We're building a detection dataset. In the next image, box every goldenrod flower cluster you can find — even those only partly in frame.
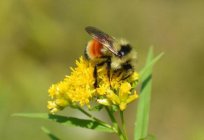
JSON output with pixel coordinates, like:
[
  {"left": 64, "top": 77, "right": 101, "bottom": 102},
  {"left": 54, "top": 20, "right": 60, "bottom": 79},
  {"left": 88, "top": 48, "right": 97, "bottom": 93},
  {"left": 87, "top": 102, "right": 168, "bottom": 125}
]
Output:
[{"left": 48, "top": 57, "right": 139, "bottom": 114}]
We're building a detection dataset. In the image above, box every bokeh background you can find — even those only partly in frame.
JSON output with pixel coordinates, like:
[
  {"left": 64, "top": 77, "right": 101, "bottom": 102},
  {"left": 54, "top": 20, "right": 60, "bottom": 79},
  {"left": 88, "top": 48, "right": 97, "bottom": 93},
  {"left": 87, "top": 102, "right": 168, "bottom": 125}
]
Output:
[{"left": 0, "top": 0, "right": 204, "bottom": 140}]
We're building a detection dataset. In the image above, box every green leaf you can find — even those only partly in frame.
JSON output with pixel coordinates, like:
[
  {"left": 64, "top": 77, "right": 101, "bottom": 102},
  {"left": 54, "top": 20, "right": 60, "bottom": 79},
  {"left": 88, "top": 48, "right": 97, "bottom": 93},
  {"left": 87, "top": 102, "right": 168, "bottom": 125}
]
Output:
[
  {"left": 134, "top": 47, "right": 163, "bottom": 140},
  {"left": 13, "top": 113, "right": 114, "bottom": 133},
  {"left": 139, "top": 52, "right": 164, "bottom": 78},
  {"left": 41, "top": 126, "right": 60, "bottom": 140}
]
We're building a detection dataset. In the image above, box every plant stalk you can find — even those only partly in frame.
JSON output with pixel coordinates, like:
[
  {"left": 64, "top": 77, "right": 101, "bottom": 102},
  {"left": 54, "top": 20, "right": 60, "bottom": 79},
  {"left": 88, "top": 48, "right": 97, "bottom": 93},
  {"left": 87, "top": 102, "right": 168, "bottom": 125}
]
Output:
[
  {"left": 105, "top": 107, "right": 127, "bottom": 140},
  {"left": 77, "top": 107, "right": 113, "bottom": 130},
  {"left": 120, "top": 111, "right": 128, "bottom": 140}
]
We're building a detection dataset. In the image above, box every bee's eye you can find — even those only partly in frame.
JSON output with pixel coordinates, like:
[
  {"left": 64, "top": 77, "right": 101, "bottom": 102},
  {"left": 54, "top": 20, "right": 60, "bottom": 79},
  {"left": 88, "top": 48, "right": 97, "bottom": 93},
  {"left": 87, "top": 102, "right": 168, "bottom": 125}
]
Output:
[
  {"left": 118, "top": 44, "right": 132, "bottom": 57},
  {"left": 118, "top": 51, "right": 124, "bottom": 57}
]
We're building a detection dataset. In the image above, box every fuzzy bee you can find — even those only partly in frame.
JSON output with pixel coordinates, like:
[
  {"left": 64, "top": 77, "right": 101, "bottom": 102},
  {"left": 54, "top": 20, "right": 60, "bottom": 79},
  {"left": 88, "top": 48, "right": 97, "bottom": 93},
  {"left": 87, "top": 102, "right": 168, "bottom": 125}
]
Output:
[{"left": 84, "top": 26, "right": 137, "bottom": 88}]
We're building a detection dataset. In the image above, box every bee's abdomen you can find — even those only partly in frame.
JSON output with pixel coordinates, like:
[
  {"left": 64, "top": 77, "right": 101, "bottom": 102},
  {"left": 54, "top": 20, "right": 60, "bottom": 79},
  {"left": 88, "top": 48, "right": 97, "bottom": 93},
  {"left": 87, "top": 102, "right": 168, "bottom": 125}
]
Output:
[{"left": 85, "top": 39, "right": 103, "bottom": 60}]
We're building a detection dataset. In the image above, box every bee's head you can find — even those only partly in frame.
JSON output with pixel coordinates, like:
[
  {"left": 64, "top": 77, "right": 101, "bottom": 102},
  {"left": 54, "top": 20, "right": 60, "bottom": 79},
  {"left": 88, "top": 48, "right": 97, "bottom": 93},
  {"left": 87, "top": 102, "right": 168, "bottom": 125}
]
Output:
[{"left": 117, "top": 44, "right": 132, "bottom": 58}]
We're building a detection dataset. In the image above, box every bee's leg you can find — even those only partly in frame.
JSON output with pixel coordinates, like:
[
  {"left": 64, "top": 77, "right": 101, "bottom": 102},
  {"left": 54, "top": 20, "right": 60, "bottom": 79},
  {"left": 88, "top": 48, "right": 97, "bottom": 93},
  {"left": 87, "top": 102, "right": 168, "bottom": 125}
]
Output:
[
  {"left": 94, "top": 65, "right": 98, "bottom": 88},
  {"left": 122, "top": 73, "right": 132, "bottom": 80},
  {"left": 113, "top": 69, "right": 122, "bottom": 77},
  {"left": 107, "top": 57, "right": 111, "bottom": 84},
  {"left": 121, "top": 69, "right": 134, "bottom": 80},
  {"left": 121, "top": 63, "right": 134, "bottom": 80},
  {"left": 94, "top": 61, "right": 107, "bottom": 88}
]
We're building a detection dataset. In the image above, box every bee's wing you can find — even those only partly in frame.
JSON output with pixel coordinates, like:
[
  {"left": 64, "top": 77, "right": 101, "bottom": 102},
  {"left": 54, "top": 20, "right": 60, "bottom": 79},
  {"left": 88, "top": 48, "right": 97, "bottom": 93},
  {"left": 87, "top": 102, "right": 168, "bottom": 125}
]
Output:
[{"left": 85, "top": 26, "right": 119, "bottom": 56}]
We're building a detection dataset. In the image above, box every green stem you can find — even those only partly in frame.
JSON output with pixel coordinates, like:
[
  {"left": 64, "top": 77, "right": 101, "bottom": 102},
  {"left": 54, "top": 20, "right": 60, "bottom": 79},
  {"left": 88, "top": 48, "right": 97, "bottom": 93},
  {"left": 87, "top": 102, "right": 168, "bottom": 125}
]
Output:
[
  {"left": 77, "top": 107, "right": 113, "bottom": 130},
  {"left": 105, "top": 107, "right": 126, "bottom": 140},
  {"left": 120, "top": 111, "right": 128, "bottom": 140}
]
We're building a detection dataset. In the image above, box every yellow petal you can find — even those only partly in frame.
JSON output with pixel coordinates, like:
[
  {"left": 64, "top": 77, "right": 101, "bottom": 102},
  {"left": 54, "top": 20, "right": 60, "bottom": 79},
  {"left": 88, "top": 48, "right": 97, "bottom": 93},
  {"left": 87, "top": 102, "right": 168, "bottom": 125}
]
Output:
[{"left": 119, "top": 102, "right": 127, "bottom": 111}]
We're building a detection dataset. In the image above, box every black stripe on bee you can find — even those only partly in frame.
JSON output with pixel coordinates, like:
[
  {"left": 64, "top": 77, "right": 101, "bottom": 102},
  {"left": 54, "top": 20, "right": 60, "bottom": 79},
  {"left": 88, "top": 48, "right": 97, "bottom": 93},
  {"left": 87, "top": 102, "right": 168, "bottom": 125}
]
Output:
[{"left": 122, "top": 62, "right": 133, "bottom": 70}]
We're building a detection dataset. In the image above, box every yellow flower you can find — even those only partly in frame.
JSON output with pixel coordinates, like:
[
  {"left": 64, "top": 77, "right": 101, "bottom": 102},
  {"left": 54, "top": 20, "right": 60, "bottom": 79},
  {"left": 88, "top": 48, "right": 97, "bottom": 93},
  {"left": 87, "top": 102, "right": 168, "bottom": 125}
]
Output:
[
  {"left": 119, "top": 82, "right": 131, "bottom": 97},
  {"left": 48, "top": 57, "right": 95, "bottom": 113},
  {"left": 128, "top": 72, "right": 139, "bottom": 82},
  {"left": 97, "top": 84, "right": 110, "bottom": 95},
  {"left": 48, "top": 56, "right": 139, "bottom": 113},
  {"left": 103, "top": 81, "right": 139, "bottom": 111}
]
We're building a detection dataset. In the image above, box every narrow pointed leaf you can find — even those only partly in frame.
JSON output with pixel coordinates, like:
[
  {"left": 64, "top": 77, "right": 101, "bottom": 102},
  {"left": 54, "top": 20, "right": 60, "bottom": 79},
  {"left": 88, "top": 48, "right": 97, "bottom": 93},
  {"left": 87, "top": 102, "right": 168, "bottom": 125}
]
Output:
[
  {"left": 134, "top": 47, "right": 163, "bottom": 140},
  {"left": 13, "top": 113, "right": 114, "bottom": 133},
  {"left": 134, "top": 47, "right": 153, "bottom": 140},
  {"left": 41, "top": 126, "right": 60, "bottom": 140},
  {"left": 139, "top": 52, "right": 164, "bottom": 77}
]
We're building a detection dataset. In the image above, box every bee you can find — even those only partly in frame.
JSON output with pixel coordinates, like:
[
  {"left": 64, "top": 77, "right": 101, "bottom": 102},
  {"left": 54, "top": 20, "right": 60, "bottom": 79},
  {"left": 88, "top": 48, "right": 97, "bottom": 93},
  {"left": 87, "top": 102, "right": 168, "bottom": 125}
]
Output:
[{"left": 84, "top": 26, "right": 137, "bottom": 88}]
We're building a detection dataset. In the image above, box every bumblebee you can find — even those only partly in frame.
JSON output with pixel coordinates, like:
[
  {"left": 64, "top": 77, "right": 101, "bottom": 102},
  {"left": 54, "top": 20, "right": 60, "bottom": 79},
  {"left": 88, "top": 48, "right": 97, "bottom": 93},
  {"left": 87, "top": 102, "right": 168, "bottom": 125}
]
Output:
[{"left": 84, "top": 26, "right": 137, "bottom": 87}]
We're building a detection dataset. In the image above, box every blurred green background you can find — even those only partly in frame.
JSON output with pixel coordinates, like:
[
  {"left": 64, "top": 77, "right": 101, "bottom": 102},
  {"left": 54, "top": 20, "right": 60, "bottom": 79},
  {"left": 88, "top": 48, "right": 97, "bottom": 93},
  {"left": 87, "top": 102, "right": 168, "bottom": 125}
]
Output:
[{"left": 0, "top": 0, "right": 204, "bottom": 140}]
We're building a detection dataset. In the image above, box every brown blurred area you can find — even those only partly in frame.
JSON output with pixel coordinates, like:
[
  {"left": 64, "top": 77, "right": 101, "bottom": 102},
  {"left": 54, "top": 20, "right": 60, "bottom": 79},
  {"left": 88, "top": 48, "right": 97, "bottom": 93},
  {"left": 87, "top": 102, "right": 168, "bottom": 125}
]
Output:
[{"left": 0, "top": 0, "right": 204, "bottom": 140}]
